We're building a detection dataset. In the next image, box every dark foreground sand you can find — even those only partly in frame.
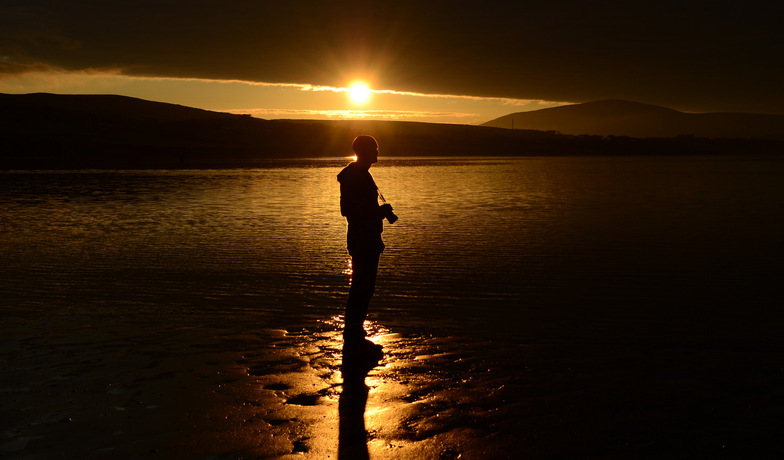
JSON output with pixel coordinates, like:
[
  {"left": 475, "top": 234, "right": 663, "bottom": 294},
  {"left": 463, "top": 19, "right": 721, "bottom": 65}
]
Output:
[
  {"left": 2, "top": 312, "right": 513, "bottom": 459},
  {"left": 2, "top": 307, "right": 782, "bottom": 459}
]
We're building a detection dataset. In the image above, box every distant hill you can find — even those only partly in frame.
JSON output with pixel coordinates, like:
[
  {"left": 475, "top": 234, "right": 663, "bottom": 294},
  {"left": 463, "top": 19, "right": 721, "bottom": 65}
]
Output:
[
  {"left": 2, "top": 93, "right": 781, "bottom": 168},
  {"left": 1, "top": 92, "right": 235, "bottom": 123},
  {"left": 482, "top": 100, "right": 784, "bottom": 140}
]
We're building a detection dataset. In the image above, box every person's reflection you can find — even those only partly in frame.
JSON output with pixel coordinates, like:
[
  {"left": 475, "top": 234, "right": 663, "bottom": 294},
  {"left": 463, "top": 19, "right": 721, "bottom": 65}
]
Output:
[{"left": 338, "top": 353, "right": 379, "bottom": 460}]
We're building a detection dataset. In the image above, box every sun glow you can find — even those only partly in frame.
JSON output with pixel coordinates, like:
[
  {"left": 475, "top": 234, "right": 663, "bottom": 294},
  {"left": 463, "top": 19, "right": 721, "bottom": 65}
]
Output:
[
  {"left": 0, "top": 70, "right": 571, "bottom": 124},
  {"left": 348, "top": 82, "right": 371, "bottom": 103}
]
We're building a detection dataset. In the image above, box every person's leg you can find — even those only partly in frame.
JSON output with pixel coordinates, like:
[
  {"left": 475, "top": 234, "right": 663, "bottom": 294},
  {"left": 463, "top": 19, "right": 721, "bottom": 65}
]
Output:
[{"left": 344, "top": 252, "right": 379, "bottom": 343}]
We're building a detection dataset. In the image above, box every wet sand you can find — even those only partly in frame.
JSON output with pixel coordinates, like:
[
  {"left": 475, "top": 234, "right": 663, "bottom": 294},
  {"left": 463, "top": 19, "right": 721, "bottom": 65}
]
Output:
[
  {"left": 1, "top": 312, "right": 511, "bottom": 459},
  {"left": 2, "top": 306, "right": 782, "bottom": 459}
]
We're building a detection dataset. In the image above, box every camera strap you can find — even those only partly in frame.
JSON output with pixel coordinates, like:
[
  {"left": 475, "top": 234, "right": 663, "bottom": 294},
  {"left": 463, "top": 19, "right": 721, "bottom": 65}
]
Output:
[{"left": 367, "top": 171, "right": 388, "bottom": 204}]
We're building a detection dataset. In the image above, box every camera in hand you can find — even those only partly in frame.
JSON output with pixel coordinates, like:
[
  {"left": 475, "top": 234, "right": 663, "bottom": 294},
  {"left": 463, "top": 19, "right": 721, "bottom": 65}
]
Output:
[{"left": 381, "top": 204, "right": 398, "bottom": 224}]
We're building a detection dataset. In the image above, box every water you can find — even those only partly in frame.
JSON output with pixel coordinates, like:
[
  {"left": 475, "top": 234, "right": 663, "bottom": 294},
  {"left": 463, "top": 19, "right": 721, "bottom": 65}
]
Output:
[
  {"left": 2, "top": 156, "right": 784, "bottom": 457},
  {"left": 2, "top": 156, "right": 782, "bottom": 340}
]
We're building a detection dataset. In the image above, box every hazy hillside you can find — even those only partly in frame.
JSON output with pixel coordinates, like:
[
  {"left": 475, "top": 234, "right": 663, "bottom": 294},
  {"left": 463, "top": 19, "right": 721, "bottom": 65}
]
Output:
[
  {"left": 483, "top": 100, "right": 784, "bottom": 140},
  {"left": 2, "top": 93, "right": 781, "bottom": 168},
  {"left": 1, "top": 92, "right": 235, "bottom": 122}
]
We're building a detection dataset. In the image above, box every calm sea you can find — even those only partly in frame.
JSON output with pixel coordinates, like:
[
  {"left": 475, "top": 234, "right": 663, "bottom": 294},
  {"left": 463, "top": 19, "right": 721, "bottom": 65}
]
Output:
[{"left": 2, "top": 156, "right": 783, "bottom": 343}]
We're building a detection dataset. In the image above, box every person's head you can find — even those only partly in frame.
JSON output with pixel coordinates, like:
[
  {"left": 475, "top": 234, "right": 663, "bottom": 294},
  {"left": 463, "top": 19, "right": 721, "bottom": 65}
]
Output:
[{"left": 352, "top": 135, "right": 379, "bottom": 166}]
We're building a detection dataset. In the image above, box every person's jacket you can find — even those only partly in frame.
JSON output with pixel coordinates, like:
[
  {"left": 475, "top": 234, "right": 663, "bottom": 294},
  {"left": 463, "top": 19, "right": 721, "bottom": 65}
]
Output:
[{"left": 337, "top": 162, "right": 385, "bottom": 255}]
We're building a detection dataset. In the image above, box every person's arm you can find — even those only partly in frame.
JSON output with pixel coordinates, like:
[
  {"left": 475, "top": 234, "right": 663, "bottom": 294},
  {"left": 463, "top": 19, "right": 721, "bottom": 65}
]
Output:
[{"left": 341, "top": 181, "right": 381, "bottom": 220}]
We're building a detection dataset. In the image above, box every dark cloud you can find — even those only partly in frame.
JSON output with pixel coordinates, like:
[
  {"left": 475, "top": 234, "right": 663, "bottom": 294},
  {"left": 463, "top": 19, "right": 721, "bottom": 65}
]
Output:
[{"left": 2, "top": 0, "right": 783, "bottom": 113}]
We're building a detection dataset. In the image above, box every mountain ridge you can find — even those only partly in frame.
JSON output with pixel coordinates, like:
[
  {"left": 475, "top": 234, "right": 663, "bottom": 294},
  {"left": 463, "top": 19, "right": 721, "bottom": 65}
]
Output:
[{"left": 483, "top": 100, "right": 784, "bottom": 140}]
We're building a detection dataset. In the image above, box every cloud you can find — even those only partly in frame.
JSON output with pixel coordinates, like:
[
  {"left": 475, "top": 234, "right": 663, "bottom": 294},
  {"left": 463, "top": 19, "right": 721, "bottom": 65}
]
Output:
[
  {"left": 225, "top": 108, "right": 481, "bottom": 123},
  {"left": 0, "top": 59, "right": 54, "bottom": 76},
  {"left": 372, "top": 88, "right": 571, "bottom": 107},
  {"left": 0, "top": 66, "right": 125, "bottom": 91},
  {"left": 2, "top": 1, "right": 782, "bottom": 113}
]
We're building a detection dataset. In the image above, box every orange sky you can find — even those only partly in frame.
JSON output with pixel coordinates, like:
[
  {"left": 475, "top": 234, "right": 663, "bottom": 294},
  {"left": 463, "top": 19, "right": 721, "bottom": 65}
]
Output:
[{"left": 0, "top": 71, "right": 569, "bottom": 124}]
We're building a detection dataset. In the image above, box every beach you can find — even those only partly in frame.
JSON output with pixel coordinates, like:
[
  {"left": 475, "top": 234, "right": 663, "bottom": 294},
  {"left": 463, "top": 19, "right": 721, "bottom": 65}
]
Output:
[{"left": 4, "top": 307, "right": 782, "bottom": 459}]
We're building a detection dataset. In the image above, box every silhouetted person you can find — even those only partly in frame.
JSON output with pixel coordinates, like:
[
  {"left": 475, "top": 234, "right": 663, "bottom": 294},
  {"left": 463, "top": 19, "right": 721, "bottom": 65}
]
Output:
[{"left": 337, "top": 135, "right": 396, "bottom": 358}]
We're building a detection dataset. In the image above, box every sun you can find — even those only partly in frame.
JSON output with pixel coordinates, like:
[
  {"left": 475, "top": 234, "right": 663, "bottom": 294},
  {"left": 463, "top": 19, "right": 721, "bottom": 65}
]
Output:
[{"left": 348, "top": 82, "right": 371, "bottom": 103}]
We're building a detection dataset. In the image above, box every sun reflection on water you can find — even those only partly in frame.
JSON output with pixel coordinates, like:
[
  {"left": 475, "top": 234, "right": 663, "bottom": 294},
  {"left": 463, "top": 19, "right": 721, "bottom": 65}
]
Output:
[{"left": 342, "top": 258, "right": 353, "bottom": 276}]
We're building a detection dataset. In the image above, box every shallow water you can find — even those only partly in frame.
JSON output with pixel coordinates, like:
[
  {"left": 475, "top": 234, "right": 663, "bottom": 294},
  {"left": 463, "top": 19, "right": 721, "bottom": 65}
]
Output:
[
  {"left": 2, "top": 156, "right": 782, "bottom": 338},
  {"left": 2, "top": 156, "right": 784, "bottom": 458}
]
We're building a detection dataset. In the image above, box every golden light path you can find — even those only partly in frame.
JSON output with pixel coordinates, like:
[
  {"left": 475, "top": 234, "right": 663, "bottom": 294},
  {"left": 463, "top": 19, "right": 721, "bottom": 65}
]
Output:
[{"left": 169, "top": 317, "right": 509, "bottom": 458}]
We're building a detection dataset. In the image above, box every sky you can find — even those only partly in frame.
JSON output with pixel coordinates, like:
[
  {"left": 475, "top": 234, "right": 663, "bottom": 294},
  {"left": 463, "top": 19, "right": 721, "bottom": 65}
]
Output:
[{"left": 2, "top": 0, "right": 782, "bottom": 124}]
